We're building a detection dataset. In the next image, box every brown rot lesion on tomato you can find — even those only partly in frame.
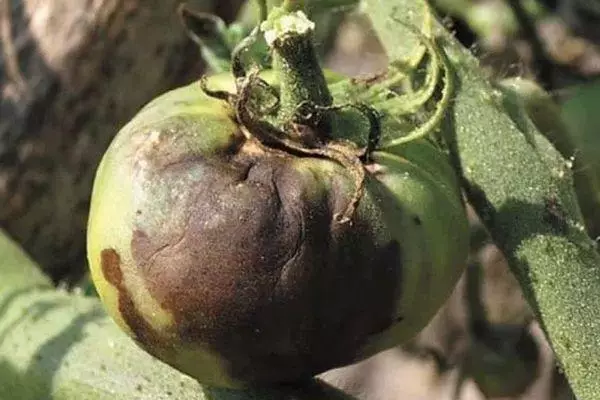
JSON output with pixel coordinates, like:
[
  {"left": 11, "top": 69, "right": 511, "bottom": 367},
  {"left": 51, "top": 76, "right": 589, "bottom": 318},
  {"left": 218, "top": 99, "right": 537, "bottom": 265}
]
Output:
[
  {"left": 100, "top": 249, "right": 123, "bottom": 289},
  {"left": 124, "top": 170, "right": 405, "bottom": 384},
  {"left": 100, "top": 248, "right": 163, "bottom": 350}
]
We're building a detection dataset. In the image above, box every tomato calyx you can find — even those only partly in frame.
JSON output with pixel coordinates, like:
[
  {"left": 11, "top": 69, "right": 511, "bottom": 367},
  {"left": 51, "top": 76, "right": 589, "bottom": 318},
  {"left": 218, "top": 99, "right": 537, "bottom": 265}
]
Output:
[{"left": 199, "top": 8, "right": 383, "bottom": 223}]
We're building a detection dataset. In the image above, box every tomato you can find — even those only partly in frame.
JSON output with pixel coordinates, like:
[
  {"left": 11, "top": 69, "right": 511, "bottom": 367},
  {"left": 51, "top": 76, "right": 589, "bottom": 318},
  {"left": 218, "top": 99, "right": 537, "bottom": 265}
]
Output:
[{"left": 87, "top": 67, "right": 468, "bottom": 388}]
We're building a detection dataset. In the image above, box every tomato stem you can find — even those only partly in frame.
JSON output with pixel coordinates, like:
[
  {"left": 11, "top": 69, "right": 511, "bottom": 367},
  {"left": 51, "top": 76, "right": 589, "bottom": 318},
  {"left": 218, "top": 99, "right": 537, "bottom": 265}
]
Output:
[{"left": 261, "top": 7, "right": 332, "bottom": 133}]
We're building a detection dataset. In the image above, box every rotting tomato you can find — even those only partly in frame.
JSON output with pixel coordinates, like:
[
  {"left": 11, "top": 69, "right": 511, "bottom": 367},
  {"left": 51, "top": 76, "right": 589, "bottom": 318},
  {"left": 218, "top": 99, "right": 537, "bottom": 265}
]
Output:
[{"left": 87, "top": 5, "right": 468, "bottom": 389}]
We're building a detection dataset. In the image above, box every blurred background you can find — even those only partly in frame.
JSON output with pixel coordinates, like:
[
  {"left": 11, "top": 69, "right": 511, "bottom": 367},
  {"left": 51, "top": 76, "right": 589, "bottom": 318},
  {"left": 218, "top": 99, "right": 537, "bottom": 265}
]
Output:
[{"left": 2, "top": 0, "right": 599, "bottom": 398}]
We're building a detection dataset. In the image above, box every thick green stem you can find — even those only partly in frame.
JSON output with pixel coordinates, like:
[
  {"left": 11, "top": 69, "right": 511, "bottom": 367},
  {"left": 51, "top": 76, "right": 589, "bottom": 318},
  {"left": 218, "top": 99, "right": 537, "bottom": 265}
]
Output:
[
  {"left": 261, "top": 8, "right": 333, "bottom": 131},
  {"left": 366, "top": 1, "right": 600, "bottom": 398}
]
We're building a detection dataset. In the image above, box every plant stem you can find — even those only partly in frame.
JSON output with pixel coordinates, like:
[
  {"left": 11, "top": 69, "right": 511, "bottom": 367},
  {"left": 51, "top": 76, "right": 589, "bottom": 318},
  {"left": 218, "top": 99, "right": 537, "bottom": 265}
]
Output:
[{"left": 262, "top": 6, "right": 333, "bottom": 132}]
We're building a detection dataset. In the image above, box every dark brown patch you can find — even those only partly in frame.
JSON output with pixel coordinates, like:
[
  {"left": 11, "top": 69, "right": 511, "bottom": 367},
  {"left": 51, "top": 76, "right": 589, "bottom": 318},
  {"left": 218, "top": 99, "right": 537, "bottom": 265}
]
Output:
[
  {"left": 127, "top": 145, "right": 404, "bottom": 384},
  {"left": 100, "top": 248, "right": 162, "bottom": 348},
  {"left": 101, "top": 249, "right": 123, "bottom": 286}
]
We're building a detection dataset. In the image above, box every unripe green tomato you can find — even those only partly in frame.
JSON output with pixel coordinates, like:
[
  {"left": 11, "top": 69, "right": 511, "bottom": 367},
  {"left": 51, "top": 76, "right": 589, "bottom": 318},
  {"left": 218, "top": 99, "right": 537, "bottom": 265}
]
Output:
[{"left": 87, "top": 71, "right": 468, "bottom": 388}]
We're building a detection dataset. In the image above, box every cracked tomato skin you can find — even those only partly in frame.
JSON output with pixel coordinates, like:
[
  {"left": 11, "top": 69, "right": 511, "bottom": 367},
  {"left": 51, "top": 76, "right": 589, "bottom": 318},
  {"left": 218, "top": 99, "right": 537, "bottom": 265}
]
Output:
[{"left": 87, "top": 72, "right": 468, "bottom": 388}]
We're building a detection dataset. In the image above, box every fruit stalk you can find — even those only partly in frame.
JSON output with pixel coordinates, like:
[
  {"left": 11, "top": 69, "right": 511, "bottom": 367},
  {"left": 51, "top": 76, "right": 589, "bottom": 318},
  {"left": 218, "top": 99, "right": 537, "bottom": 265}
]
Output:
[{"left": 261, "top": 5, "right": 333, "bottom": 131}]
